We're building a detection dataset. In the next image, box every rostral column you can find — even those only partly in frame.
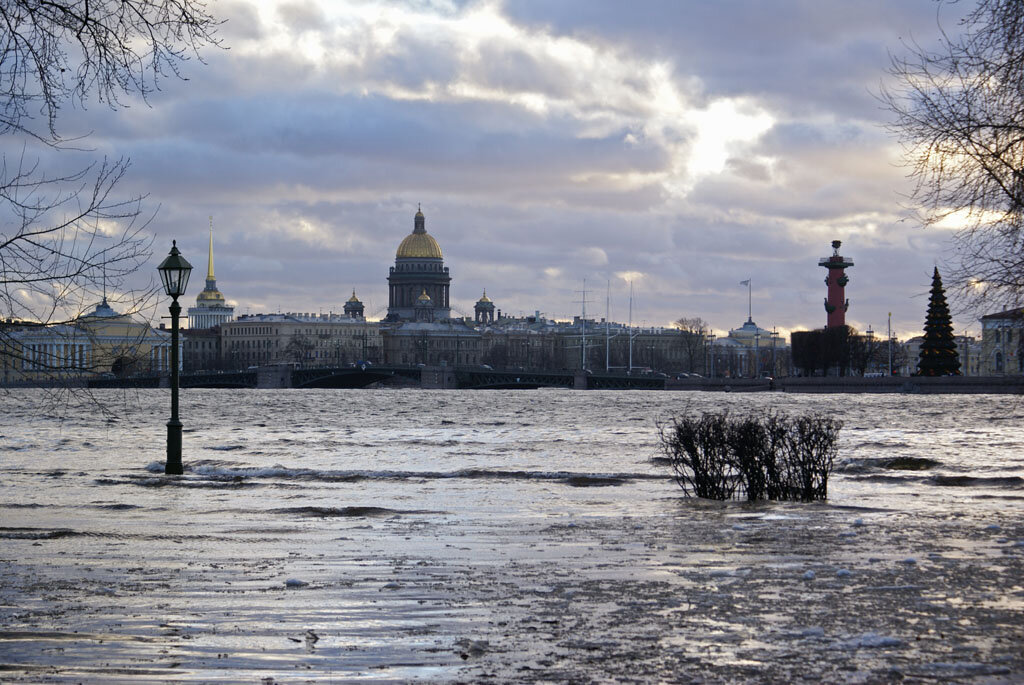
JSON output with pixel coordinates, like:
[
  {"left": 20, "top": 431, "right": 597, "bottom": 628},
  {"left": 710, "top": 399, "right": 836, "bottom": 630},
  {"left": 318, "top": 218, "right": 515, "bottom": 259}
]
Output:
[{"left": 819, "top": 240, "right": 853, "bottom": 328}]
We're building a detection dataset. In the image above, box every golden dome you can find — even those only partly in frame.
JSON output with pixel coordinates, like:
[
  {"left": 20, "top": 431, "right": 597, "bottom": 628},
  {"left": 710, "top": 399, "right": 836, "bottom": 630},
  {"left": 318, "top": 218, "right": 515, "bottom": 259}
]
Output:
[
  {"left": 478, "top": 290, "right": 492, "bottom": 303},
  {"left": 396, "top": 232, "right": 443, "bottom": 259},
  {"left": 347, "top": 289, "right": 361, "bottom": 303},
  {"left": 196, "top": 288, "right": 224, "bottom": 303},
  {"left": 417, "top": 289, "right": 432, "bottom": 302},
  {"left": 396, "top": 206, "right": 443, "bottom": 259}
]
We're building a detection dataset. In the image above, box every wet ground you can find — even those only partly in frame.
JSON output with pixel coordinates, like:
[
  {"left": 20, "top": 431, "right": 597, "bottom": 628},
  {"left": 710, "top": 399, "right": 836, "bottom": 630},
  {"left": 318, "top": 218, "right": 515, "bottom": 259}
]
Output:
[
  {"left": 2, "top": 389, "right": 1022, "bottom": 682},
  {"left": 3, "top": 496, "right": 1022, "bottom": 682}
]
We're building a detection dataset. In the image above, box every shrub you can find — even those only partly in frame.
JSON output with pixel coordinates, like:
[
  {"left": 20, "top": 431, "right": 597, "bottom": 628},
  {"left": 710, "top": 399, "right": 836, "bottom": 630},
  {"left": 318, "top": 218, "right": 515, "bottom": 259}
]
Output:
[{"left": 659, "top": 411, "right": 842, "bottom": 502}]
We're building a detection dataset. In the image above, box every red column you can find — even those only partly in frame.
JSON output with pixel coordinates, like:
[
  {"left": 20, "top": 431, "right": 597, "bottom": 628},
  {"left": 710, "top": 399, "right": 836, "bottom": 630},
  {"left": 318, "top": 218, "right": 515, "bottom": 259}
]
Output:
[{"left": 819, "top": 240, "right": 854, "bottom": 328}]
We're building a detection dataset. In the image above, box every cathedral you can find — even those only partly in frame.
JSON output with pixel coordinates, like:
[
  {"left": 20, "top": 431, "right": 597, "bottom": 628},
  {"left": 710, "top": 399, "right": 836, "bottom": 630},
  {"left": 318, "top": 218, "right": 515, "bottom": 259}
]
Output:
[{"left": 386, "top": 207, "right": 452, "bottom": 322}]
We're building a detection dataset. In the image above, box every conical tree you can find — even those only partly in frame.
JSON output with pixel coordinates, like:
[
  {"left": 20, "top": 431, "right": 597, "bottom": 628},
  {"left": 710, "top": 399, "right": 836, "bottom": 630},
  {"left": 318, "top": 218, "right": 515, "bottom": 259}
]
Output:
[{"left": 916, "top": 267, "right": 961, "bottom": 376}]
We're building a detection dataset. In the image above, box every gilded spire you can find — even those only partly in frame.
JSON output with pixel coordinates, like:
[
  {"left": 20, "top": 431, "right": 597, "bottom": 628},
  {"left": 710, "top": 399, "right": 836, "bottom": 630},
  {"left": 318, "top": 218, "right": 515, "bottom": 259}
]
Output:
[{"left": 207, "top": 216, "right": 215, "bottom": 281}]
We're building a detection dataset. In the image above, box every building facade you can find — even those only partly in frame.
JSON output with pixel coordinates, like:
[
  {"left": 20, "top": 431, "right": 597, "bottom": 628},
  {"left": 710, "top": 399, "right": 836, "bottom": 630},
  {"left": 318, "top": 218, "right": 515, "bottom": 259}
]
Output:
[
  {"left": 980, "top": 307, "right": 1023, "bottom": 375},
  {"left": 1, "top": 299, "right": 172, "bottom": 384},
  {"left": 221, "top": 313, "right": 382, "bottom": 369},
  {"left": 182, "top": 326, "right": 224, "bottom": 373},
  {"left": 381, "top": 320, "right": 481, "bottom": 366},
  {"left": 712, "top": 318, "right": 786, "bottom": 378}
]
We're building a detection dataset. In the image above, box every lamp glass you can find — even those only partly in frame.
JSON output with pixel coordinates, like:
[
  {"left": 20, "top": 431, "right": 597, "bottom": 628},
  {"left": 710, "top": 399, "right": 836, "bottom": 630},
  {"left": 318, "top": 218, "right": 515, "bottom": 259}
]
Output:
[{"left": 157, "top": 241, "right": 193, "bottom": 298}]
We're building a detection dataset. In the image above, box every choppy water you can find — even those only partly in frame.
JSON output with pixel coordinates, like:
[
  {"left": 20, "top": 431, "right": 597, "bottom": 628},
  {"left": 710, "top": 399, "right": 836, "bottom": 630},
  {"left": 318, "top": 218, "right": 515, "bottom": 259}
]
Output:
[{"left": 2, "top": 389, "right": 1023, "bottom": 682}]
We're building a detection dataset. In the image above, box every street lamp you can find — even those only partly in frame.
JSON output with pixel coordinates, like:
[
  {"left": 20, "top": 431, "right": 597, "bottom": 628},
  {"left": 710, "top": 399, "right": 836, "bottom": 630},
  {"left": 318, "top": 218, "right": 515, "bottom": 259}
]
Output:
[
  {"left": 707, "top": 333, "right": 716, "bottom": 378},
  {"left": 157, "top": 241, "right": 193, "bottom": 475}
]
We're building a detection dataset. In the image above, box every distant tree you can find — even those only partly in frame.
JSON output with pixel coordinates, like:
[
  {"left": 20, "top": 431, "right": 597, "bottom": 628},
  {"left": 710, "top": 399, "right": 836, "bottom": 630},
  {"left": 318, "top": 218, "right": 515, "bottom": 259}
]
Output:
[
  {"left": 917, "top": 267, "right": 961, "bottom": 376},
  {"left": 0, "top": 1, "right": 221, "bottom": 380},
  {"left": 285, "top": 334, "right": 314, "bottom": 365},
  {"left": 883, "top": 0, "right": 1024, "bottom": 311},
  {"left": 847, "top": 332, "right": 887, "bottom": 376},
  {"left": 673, "top": 316, "right": 709, "bottom": 373}
]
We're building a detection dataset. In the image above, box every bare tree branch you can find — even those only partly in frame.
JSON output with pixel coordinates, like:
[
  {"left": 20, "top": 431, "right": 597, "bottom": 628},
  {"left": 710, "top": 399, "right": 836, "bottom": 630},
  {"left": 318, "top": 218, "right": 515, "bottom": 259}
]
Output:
[
  {"left": 0, "top": 1, "right": 220, "bottom": 406},
  {"left": 882, "top": 0, "right": 1024, "bottom": 313}
]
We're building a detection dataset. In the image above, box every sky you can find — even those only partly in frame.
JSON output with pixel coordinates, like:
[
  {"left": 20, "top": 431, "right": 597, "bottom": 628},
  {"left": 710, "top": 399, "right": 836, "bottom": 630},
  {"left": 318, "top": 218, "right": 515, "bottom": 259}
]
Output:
[{"left": 36, "top": 0, "right": 985, "bottom": 338}]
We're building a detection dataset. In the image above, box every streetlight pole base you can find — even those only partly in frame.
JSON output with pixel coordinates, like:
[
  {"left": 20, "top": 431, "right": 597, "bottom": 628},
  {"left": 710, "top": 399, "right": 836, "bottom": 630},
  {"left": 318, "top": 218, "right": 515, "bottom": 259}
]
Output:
[{"left": 166, "top": 419, "right": 183, "bottom": 475}]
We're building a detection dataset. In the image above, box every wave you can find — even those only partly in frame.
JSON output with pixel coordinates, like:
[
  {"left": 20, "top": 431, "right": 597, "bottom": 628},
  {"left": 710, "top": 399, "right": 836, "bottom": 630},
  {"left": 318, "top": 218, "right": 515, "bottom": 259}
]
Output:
[
  {"left": 0, "top": 527, "right": 85, "bottom": 540},
  {"left": 929, "top": 475, "right": 1024, "bottom": 488},
  {"left": 847, "top": 473, "right": 925, "bottom": 485},
  {"left": 135, "top": 461, "right": 666, "bottom": 487},
  {"left": 96, "top": 476, "right": 262, "bottom": 489},
  {"left": 836, "top": 457, "right": 941, "bottom": 473},
  {"left": 273, "top": 506, "right": 440, "bottom": 518},
  {"left": 849, "top": 441, "right": 915, "bottom": 450}
]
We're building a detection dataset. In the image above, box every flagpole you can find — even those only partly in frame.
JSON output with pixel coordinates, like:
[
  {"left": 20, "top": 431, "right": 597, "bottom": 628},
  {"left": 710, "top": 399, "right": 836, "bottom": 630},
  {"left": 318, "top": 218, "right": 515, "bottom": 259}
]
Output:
[
  {"left": 740, "top": 279, "right": 752, "bottom": 323},
  {"left": 748, "top": 279, "right": 752, "bottom": 322}
]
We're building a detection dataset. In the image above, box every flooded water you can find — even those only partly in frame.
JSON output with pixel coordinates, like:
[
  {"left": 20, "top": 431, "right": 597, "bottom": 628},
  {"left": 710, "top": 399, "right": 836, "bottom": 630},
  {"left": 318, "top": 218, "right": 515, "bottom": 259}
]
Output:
[{"left": 1, "top": 389, "right": 1023, "bottom": 682}]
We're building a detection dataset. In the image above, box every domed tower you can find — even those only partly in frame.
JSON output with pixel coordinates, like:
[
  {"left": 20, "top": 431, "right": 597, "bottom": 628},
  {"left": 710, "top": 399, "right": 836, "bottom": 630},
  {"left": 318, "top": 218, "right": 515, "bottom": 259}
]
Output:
[
  {"left": 343, "top": 290, "right": 364, "bottom": 319},
  {"left": 387, "top": 206, "right": 451, "bottom": 321},
  {"left": 187, "top": 220, "right": 235, "bottom": 329},
  {"left": 474, "top": 290, "right": 495, "bottom": 324}
]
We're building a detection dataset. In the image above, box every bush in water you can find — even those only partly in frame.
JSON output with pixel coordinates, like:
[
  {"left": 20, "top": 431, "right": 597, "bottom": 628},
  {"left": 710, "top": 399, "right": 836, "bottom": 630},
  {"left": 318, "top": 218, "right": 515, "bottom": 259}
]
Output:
[{"left": 659, "top": 411, "right": 842, "bottom": 501}]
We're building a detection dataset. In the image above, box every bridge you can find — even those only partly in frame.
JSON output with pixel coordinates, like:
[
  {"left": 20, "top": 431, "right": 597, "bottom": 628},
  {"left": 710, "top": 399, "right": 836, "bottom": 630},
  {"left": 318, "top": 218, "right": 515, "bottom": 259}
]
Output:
[{"left": 87, "top": 365, "right": 668, "bottom": 390}]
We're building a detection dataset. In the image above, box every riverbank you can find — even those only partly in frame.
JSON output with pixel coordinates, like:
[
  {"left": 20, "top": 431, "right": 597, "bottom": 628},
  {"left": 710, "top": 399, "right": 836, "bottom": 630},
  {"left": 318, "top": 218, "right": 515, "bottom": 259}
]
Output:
[{"left": 668, "top": 375, "right": 1024, "bottom": 394}]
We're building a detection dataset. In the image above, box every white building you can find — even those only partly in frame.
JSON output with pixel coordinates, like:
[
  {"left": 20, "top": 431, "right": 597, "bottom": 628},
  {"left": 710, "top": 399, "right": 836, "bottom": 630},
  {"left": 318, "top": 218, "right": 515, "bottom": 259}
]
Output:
[{"left": 980, "top": 307, "right": 1023, "bottom": 375}]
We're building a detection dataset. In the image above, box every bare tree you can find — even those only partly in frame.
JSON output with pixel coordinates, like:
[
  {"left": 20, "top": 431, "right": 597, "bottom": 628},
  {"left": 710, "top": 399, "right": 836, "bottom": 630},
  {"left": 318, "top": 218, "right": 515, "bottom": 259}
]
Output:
[
  {"left": 1, "top": 0, "right": 221, "bottom": 140},
  {"left": 883, "top": 0, "right": 1024, "bottom": 311},
  {"left": 0, "top": 1, "right": 220, "bottom": 384},
  {"left": 673, "top": 316, "right": 709, "bottom": 373}
]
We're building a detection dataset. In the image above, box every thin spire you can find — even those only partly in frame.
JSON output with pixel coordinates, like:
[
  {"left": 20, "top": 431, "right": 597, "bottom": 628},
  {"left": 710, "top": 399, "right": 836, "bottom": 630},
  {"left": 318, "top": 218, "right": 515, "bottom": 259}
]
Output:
[{"left": 207, "top": 216, "right": 215, "bottom": 281}]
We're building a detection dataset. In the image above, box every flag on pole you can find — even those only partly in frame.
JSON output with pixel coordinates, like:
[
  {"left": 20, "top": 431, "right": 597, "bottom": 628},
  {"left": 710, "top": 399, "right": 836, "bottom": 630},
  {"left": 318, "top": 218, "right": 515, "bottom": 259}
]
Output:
[{"left": 740, "top": 279, "right": 751, "bottom": 286}]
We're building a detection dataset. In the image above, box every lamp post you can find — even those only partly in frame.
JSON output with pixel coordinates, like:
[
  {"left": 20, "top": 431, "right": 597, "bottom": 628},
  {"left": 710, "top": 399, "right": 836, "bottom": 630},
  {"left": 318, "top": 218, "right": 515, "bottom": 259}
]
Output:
[
  {"left": 157, "top": 241, "right": 193, "bottom": 475},
  {"left": 708, "top": 333, "right": 716, "bottom": 378},
  {"left": 888, "top": 312, "right": 893, "bottom": 376},
  {"left": 753, "top": 332, "right": 760, "bottom": 378}
]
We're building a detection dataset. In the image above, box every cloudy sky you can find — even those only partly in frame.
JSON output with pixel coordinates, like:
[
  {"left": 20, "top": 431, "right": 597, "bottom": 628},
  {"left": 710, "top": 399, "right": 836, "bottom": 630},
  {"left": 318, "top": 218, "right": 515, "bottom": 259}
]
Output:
[{"left": 56, "top": 0, "right": 982, "bottom": 338}]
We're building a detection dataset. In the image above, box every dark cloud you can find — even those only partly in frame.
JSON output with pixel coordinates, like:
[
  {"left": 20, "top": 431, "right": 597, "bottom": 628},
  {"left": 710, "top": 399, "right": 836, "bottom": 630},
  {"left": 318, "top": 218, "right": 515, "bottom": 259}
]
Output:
[{"left": 44, "top": 0, "right": 979, "bottom": 339}]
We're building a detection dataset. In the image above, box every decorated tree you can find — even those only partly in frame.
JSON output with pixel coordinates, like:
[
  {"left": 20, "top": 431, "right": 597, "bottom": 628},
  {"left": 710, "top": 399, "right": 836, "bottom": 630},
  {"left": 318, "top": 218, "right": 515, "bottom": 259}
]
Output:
[{"left": 917, "top": 268, "right": 961, "bottom": 376}]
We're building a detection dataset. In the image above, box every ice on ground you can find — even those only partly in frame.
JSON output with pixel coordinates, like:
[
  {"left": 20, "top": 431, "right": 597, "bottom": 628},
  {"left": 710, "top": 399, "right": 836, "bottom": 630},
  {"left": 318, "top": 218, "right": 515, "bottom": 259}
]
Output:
[
  {"left": 803, "top": 570, "right": 816, "bottom": 580},
  {"left": 840, "top": 633, "right": 903, "bottom": 649},
  {"left": 284, "top": 578, "right": 308, "bottom": 588},
  {"left": 922, "top": 662, "right": 1012, "bottom": 676}
]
